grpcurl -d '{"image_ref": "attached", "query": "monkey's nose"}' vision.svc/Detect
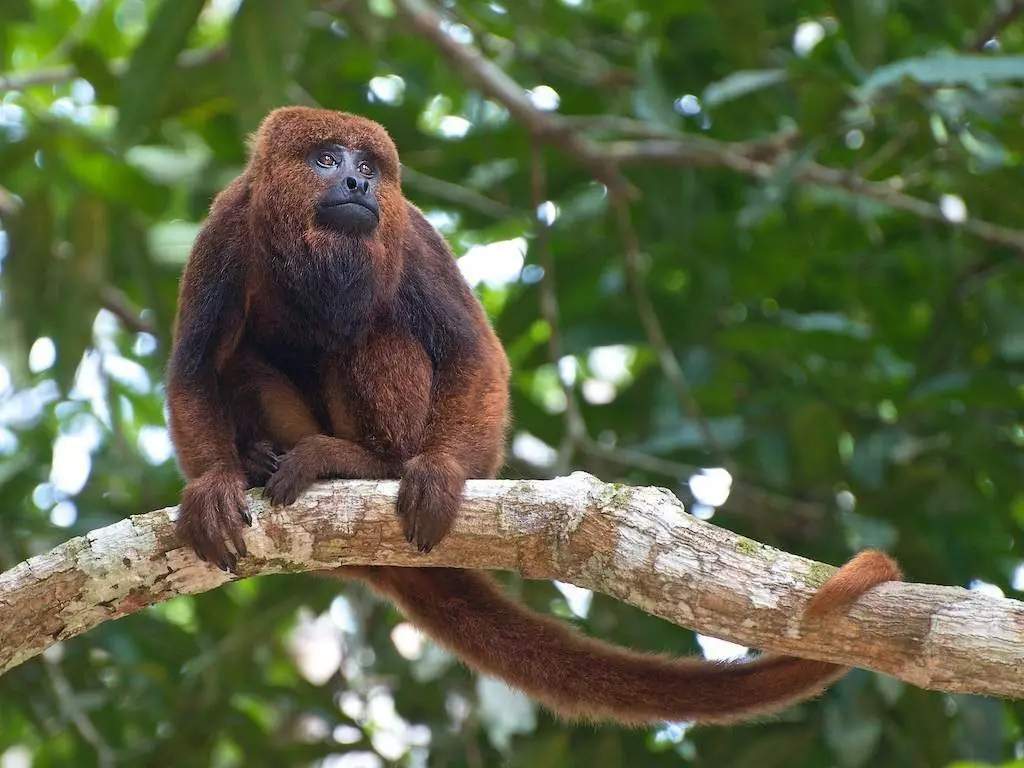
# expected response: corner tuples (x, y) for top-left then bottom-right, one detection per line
(344, 176), (370, 194)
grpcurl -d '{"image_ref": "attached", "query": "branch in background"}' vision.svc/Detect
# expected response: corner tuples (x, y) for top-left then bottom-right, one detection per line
(529, 142), (586, 472)
(970, 0), (1024, 51)
(400, 165), (517, 220)
(391, 0), (622, 192)
(97, 285), (154, 336)
(0, 474), (1019, 699)
(609, 139), (1024, 253)
(606, 190), (730, 465)
(392, 0), (1024, 257)
(0, 46), (227, 95)
(577, 438), (826, 538)
(42, 659), (115, 768)
(0, 64), (79, 93)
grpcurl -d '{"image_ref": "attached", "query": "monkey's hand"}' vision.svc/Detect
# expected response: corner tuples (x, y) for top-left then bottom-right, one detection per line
(176, 471), (251, 572)
(397, 453), (466, 553)
(242, 440), (281, 487)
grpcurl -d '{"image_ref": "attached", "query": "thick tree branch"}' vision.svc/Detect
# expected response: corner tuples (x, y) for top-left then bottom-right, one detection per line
(0, 473), (1020, 702)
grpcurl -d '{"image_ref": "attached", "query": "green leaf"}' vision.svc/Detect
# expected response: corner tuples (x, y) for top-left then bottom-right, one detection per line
(68, 42), (119, 104)
(56, 138), (170, 216)
(857, 54), (1024, 102)
(228, 0), (311, 135)
(116, 0), (206, 145)
(0, 0), (30, 23)
(702, 68), (787, 108)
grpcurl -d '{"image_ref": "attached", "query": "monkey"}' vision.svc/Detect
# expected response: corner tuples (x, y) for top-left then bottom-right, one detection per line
(165, 105), (902, 726)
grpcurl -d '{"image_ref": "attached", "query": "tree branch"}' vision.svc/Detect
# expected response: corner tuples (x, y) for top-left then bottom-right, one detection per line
(0, 46), (227, 95)
(0, 474), (1019, 701)
(970, 0), (1024, 51)
(97, 285), (155, 336)
(608, 139), (1024, 253)
(390, 0), (1024, 256)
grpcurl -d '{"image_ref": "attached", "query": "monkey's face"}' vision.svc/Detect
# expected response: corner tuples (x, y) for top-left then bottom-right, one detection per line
(248, 107), (408, 265)
(308, 144), (381, 236)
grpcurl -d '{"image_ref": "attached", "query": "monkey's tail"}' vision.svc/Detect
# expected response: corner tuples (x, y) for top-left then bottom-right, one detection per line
(334, 550), (900, 726)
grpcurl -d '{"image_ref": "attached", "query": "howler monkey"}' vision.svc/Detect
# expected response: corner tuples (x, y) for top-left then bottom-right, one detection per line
(166, 106), (901, 726)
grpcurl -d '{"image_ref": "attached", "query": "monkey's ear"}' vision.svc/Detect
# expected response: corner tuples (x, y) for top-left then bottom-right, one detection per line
(168, 179), (251, 382)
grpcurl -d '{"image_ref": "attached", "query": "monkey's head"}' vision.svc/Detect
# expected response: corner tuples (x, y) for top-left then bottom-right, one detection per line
(247, 107), (407, 262)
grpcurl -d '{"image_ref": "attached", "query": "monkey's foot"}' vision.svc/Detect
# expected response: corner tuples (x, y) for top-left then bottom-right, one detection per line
(177, 471), (251, 572)
(397, 453), (466, 553)
(264, 448), (317, 507)
(242, 440), (281, 487)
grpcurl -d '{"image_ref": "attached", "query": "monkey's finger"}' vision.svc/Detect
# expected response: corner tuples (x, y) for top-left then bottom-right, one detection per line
(249, 451), (278, 476)
(210, 497), (236, 571)
(229, 516), (249, 559)
(234, 484), (252, 526)
(396, 484), (419, 543)
(262, 452), (280, 474)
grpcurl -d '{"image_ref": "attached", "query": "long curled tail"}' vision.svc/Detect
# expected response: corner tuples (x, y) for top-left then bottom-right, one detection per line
(334, 550), (900, 726)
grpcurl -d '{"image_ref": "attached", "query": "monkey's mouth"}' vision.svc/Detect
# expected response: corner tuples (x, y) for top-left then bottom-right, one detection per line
(316, 200), (380, 234)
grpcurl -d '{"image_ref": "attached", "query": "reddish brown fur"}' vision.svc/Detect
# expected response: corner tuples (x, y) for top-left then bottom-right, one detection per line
(166, 105), (902, 726)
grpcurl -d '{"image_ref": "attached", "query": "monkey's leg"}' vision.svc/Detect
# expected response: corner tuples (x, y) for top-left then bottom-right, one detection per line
(231, 353), (390, 506)
(263, 330), (432, 506)
(219, 350), (315, 487)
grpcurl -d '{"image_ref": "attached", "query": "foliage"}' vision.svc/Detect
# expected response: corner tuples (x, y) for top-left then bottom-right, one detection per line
(0, 0), (1022, 765)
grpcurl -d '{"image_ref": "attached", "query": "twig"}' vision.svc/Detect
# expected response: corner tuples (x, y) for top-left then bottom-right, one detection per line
(97, 285), (155, 336)
(0, 474), (1020, 699)
(608, 140), (1024, 253)
(578, 438), (825, 537)
(606, 184), (730, 465)
(400, 165), (517, 220)
(0, 65), (78, 93)
(42, 658), (115, 768)
(970, 0), (1024, 50)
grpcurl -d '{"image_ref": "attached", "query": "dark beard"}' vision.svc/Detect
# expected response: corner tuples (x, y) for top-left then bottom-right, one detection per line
(271, 236), (377, 353)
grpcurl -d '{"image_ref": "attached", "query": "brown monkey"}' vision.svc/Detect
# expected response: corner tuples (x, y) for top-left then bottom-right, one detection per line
(166, 106), (901, 726)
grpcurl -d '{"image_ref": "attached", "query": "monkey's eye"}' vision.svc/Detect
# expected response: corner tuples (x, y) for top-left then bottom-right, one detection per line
(316, 152), (337, 168)
(357, 161), (374, 177)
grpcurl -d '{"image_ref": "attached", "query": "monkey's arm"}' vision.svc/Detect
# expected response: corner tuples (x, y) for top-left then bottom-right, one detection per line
(166, 265), (246, 479)
(166, 183), (253, 569)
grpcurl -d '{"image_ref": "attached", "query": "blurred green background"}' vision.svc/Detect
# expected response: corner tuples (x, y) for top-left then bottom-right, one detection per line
(0, 0), (1023, 766)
